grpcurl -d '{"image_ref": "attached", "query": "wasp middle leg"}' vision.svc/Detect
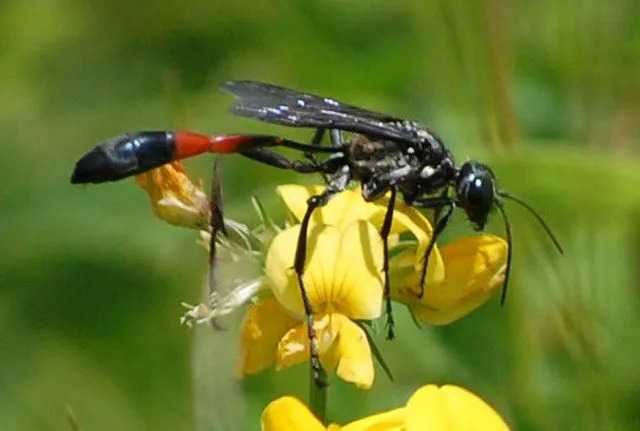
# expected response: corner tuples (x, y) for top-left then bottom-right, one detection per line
(379, 187), (397, 340)
(303, 128), (330, 183)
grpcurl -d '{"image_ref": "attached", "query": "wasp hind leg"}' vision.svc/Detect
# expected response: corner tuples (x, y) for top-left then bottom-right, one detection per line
(294, 168), (351, 388)
(239, 147), (327, 173)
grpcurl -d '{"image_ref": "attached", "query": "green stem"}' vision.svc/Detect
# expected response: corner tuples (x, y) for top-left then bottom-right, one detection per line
(309, 367), (328, 424)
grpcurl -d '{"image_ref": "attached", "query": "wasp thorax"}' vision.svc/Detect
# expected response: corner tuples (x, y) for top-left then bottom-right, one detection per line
(456, 161), (496, 230)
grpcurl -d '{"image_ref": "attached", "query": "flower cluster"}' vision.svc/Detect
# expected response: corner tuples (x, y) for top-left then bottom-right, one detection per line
(135, 161), (510, 427)
(261, 384), (509, 430)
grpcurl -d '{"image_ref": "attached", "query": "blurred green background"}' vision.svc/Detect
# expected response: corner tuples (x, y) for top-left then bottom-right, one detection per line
(2, 0), (640, 429)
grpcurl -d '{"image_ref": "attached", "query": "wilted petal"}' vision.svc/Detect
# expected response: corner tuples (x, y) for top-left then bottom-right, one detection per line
(136, 162), (209, 229)
(266, 221), (383, 320)
(275, 315), (325, 370)
(406, 385), (510, 430)
(395, 235), (507, 325)
(277, 313), (375, 389)
(261, 396), (327, 431)
(237, 297), (298, 377)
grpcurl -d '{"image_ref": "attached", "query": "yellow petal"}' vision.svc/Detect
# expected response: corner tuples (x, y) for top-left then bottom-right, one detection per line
(341, 408), (405, 431)
(266, 222), (383, 320)
(237, 297), (298, 377)
(277, 314), (375, 389)
(329, 221), (384, 318)
(277, 185), (380, 228)
(265, 223), (320, 319)
(389, 244), (446, 299)
(261, 396), (327, 431)
(398, 234), (507, 325)
(329, 314), (375, 389)
(136, 161), (209, 229)
(369, 195), (431, 244)
(371, 195), (446, 287)
(406, 385), (510, 431)
(276, 184), (325, 223)
(277, 185), (437, 243)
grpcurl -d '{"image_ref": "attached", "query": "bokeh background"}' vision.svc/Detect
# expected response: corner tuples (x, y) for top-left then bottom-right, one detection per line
(2, 0), (640, 429)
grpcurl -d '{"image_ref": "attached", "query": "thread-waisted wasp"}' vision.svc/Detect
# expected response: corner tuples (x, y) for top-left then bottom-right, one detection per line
(71, 81), (563, 386)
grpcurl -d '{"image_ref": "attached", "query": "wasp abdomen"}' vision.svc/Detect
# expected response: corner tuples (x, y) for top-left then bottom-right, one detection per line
(70, 131), (175, 184)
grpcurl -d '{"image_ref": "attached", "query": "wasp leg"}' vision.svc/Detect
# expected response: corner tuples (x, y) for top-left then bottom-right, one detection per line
(432, 188), (449, 226)
(304, 128), (344, 183)
(208, 158), (225, 329)
(304, 128), (329, 183)
(312, 128), (326, 146)
(209, 158), (226, 289)
(295, 169), (351, 388)
(330, 129), (343, 147)
(239, 148), (327, 173)
(240, 147), (345, 177)
(379, 187), (397, 340)
(410, 196), (456, 298)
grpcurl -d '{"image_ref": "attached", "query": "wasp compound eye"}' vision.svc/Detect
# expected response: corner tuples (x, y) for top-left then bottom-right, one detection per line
(467, 175), (494, 209)
(456, 162), (495, 229)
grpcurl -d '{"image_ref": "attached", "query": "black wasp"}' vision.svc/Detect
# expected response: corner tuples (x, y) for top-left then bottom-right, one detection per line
(71, 81), (563, 385)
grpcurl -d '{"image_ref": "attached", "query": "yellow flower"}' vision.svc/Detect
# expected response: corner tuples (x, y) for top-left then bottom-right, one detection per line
(391, 234), (508, 325)
(260, 384), (510, 430)
(135, 161), (210, 229)
(238, 219), (382, 388)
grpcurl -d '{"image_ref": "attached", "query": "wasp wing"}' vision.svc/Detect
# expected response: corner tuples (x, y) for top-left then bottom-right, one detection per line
(221, 81), (422, 144)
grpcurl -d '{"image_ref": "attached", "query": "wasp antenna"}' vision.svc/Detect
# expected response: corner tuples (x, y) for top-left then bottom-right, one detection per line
(495, 202), (512, 306)
(498, 191), (563, 255)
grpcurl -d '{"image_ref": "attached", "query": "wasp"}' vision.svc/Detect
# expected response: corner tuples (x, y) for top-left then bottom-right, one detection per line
(72, 81), (563, 385)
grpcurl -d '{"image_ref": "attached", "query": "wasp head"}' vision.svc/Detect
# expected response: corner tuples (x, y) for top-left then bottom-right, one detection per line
(455, 161), (496, 230)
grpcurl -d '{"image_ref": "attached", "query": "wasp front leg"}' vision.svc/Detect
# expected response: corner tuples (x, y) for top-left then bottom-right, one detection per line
(410, 194), (457, 298)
